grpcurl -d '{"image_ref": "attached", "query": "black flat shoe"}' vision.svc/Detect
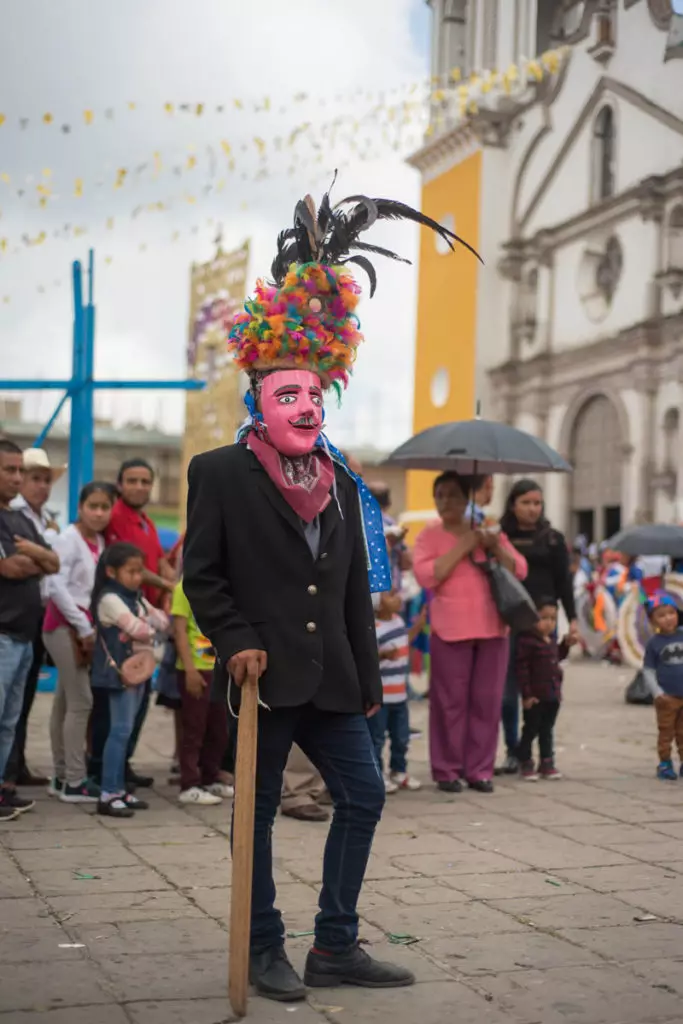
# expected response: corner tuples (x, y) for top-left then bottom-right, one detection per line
(437, 780), (462, 793)
(249, 946), (306, 1002)
(468, 780), (494, 794)
(304, 944), (415, 989)
(97, 796), (134, 818)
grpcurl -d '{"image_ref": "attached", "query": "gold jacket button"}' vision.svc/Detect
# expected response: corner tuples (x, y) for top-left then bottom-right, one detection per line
(307, 584), (318, 596)
(306, 621), (317, 633)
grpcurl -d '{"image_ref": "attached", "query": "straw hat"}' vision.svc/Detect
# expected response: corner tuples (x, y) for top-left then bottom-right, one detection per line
(22, 448), (67, 482)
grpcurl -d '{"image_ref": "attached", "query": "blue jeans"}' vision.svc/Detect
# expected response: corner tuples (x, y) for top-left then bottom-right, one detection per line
(233, 703), (385, 955)
(101, 686), (145, 794)
(0, 634), (33, 784)
(367, 701), (410, 774)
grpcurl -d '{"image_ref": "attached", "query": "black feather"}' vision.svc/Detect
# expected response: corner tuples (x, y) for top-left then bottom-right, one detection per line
(268, 181), (482, 292)
(342, 255), (378, 297)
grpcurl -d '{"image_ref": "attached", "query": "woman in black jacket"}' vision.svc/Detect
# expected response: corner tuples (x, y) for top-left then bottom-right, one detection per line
(497, 479), (578, 772)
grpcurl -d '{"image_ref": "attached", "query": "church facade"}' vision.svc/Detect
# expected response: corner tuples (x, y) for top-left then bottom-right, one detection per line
(409, 0), (683, 541)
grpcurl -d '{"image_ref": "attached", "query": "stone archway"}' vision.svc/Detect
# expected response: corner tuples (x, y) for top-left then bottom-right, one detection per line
(569, 394), (624, 543)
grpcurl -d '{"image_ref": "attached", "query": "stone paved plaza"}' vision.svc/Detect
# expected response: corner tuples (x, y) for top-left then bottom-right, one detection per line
(3, 662), (683, 1023)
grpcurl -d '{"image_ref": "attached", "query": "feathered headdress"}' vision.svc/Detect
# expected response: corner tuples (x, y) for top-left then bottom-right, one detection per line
(228, 175), (481, 394)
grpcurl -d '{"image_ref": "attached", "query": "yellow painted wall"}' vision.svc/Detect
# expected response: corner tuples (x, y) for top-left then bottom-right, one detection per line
(405, 149), (481, 533)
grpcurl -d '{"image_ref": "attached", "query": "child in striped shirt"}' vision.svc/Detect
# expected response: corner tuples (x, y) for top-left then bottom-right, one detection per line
(369, 590), (424, 793)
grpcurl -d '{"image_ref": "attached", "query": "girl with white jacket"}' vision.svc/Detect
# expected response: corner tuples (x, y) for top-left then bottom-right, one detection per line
(43, 483), (113, 802)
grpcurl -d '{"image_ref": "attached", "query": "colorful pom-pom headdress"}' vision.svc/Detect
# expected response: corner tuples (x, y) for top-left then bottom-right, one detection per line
(227, 176), (481, 396)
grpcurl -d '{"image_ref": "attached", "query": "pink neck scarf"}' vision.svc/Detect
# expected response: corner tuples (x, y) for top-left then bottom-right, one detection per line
(247, 432), (334, 523)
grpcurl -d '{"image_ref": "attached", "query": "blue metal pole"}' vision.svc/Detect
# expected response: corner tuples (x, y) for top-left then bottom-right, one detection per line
(0, 381), (72, 390)
(33, 390), (71, 448)
(68, 260), (85, 523)
(80, 249), (95, 489)
(92, 380), (204, 390)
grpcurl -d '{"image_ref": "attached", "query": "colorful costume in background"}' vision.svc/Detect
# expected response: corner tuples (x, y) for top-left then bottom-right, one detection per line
(183, 182), (477, 1000)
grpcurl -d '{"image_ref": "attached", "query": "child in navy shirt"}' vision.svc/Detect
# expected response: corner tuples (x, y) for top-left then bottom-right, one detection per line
(643, 591), (683, 780)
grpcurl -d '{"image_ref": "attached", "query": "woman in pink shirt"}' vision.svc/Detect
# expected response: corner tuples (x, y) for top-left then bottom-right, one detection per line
(413, 472), (527, 793)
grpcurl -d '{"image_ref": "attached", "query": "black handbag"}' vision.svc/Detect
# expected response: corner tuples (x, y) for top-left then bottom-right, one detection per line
(624, 671), (654, 706)
(474, 554), (539, 631)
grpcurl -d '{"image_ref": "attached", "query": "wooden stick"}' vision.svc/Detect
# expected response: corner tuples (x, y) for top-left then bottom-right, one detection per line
(228, 675), (259, 1018)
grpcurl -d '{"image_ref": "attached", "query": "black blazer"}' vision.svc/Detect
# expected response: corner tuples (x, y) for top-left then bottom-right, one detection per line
(183, 442), (382, 713)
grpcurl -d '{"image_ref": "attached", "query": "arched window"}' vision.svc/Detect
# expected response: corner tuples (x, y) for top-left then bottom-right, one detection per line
(667, 204), (683, 270)
(591, 105), (616, 203)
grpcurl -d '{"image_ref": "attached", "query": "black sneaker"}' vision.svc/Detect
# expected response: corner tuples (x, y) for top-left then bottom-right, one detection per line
(249, 946), (306, 1002)
(60, 778), (100, 804)
(304, 945), (415, 989)
(125, 766), (154, 788)
(0, 792), (19, 822)
(123, 793), (149, 810)
(1, 788), (35, 814)
(97, 796), (134, 818)
(437, 779), (462, 793)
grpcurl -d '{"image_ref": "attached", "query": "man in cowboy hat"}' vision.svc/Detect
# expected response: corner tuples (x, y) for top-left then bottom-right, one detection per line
(5, 447), (66, 789)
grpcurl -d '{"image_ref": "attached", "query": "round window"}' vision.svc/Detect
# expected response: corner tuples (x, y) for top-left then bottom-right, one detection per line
(430, 367), (450, 408)
(435, 214), (456, 255)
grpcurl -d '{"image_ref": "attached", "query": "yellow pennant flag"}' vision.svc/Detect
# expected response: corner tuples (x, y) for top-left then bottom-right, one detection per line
(106, 218), (114, 229)
(196, 102), (204, 116)
(74, 178), (84, 197)
(83, 109), (94, 125)
(186, 154), (197, 170)
(164, 102), (174, 115)
(43, 113), (53, 124)
(220, 140), (231, 156)
(0, 115), (5, 127)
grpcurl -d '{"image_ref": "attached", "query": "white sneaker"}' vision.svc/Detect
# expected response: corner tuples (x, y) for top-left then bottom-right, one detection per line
(391, 772), (422, 791)
(178, 786), (222, 806)
(383, 775), (399, 794)
(205, 782), (235, 799)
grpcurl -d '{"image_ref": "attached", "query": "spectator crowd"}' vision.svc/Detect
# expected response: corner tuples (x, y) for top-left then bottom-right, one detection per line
(2, 437), (673, 825)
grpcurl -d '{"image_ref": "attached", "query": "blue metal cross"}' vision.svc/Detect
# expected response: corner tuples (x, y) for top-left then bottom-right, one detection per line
(0, 249), (203, 521)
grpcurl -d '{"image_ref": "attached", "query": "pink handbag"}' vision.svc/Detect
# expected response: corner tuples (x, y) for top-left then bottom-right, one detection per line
(101, 638), (156, 687)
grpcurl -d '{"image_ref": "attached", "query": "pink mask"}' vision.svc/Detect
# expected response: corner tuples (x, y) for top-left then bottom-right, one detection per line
(260, 370), (324, 456)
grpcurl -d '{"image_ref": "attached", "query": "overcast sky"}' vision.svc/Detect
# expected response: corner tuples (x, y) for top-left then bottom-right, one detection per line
(0, 0), (431, 451)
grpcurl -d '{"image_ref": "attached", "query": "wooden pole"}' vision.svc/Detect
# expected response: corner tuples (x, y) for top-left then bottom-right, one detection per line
(228, 675), (259, 1018)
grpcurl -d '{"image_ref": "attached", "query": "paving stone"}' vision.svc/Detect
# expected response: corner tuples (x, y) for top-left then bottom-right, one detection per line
(0, 897), (55, 927)
(46, 890), (206, 925)
(152, 860), (241, 889)
(607, 886), (683, 921)
(560, 922), (683, 961)
(28, 864), (172, 897)
(546, 822), (659, 846)
(0, 827), (118, 850)
(132, 837), (229, 865)
(360, 899), (529, 940)
(96, 951), (241, 1001)
(427, 929), (598, 975)
(477, 963), (683, 1023)
(116, 825), (224, 846)
(485, 892), (641, 929)
(1, 1008), (129, 1024)
(648, 820), (683, 839)
(0, 921), (85, 962)
(307, 979), (516, 1024)
(96, 808), (199, 830)
(0, 863), (34, 898)
(558, 863), (680, 893)
(371, 831), (472, 857)
(127, 997), (326, 1024)
(451, 871), (588, 900)
(502, 839), (633, 870)
(604, 839), (683, 863)
(73, 917), (228, 957)
(13, 844), (141, 872)
(0, 959), (113, 1011)
(366, 878), (470, 906)
(628, 956), (683, 997)
(390, 849), (524, 876)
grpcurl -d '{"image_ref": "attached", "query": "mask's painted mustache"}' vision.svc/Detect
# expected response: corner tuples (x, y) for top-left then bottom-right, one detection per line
(291, 415), (317, 428)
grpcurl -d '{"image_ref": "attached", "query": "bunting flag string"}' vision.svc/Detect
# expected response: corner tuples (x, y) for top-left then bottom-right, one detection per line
(0, 47), (568, 138)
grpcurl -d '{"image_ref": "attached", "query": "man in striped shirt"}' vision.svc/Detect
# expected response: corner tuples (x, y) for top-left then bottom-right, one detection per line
(368, 591), (424, 793)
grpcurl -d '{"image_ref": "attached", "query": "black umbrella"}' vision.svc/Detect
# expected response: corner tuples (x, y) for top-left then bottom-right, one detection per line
(605, 523), (683, 558)
(386, 419), (572, 475)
